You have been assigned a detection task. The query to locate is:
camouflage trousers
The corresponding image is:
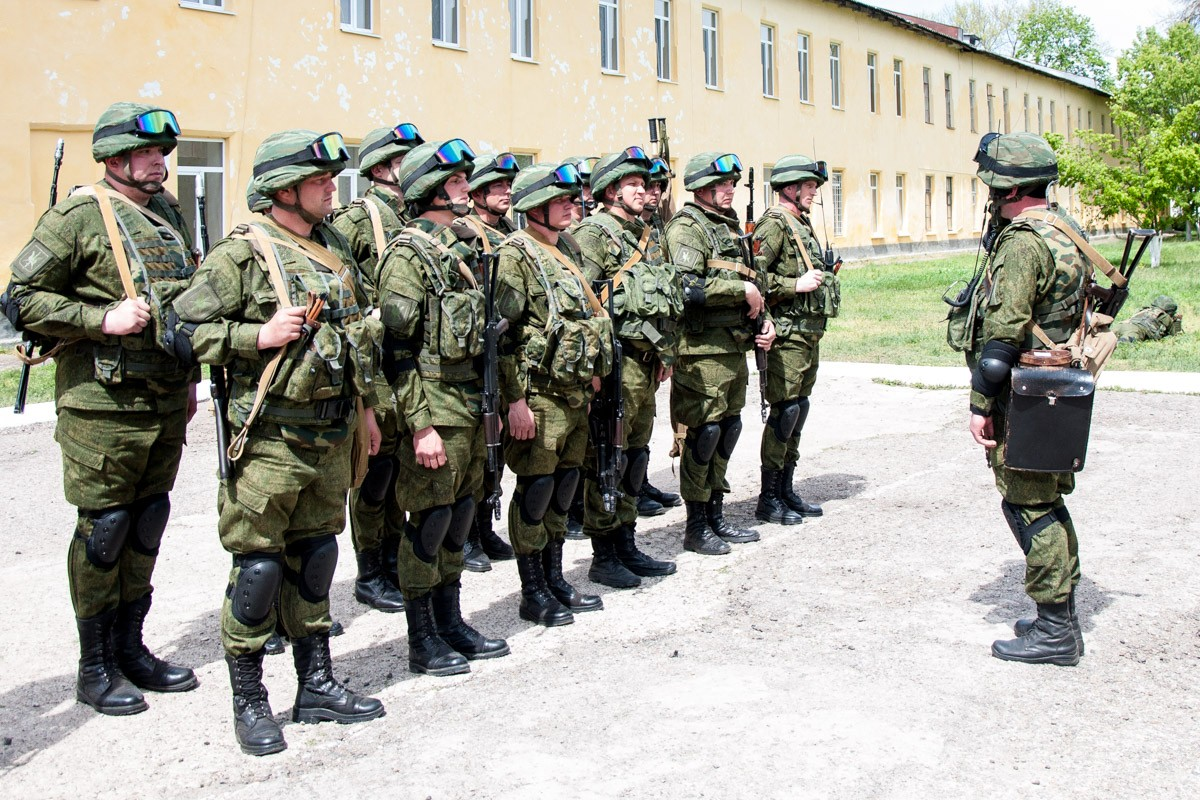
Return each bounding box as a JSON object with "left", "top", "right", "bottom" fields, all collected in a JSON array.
[
  {"left": 760, "top": 333, "right": 822, "bottom": 471},
  {"left": 989, "top": 404, "right": 1080, "bottom": 605},
  {"left": 57, "top": 406, "right": 187, "bottom": 619},
  {"left": 671, "top": 351, "right": 748, "bottom": 502},
  {"left": 218, "top": 429, "right": 351, "bottom": 657},
  {"left": 584, "top": 352, "right": 660, "bottom": 537},
  {"left": 348, "top": 403, "right": 405, "bottom": 554},
  {"left": 504, "top": 392, "right": 589, "bottom": 556},
  {"left": 393, "top": 422, "right": 485, "bottom": 599}
]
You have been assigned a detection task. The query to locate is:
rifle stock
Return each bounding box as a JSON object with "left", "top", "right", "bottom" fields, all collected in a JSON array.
[
  {"left": 195, "top": 178, "right": 233, "bottom": 480},
  {"left": 481, "top": 251, "right": 505, "bottom": 518},
  {"left": 742, "top": 167, "right": 769, "bottom": 423},
  {"left": 590, "top": 278, "right": 624, "bottom": 513}
]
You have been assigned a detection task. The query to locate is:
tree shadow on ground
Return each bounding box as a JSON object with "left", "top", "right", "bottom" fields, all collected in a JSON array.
[{"left": 968, "top": 560, "right": 1118, "bottom": 633}]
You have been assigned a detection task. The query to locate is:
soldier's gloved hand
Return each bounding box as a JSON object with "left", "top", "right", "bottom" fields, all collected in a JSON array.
[
  {"left": 186, "top": 383, "right": 198, "bottom": 424},
  {"left": 256, "top": 306, "right": 306, "bottom": 350},
  {"left": 743, "top": 282, "right": 765, "bottom": 318},
  {"left": 507, "top": 397, "right": 536, "bottom": 441},
  {"left": 970, "top": 413, "right": 997, "bottom": 450},
  {"left": 755, "top": 319, "right": 777, "bottom": 352},
  {"left": 101, "top": 297, "right": 152, "bottom": 335},
  {"left": 413, "top": 425, "right": 446, "bottom": 469},
  {"left": 365, "top": 407, "right": 381, "bottom": 456},
  {"left": 796, "top": 269, "right": 825, "bottom": 293}
]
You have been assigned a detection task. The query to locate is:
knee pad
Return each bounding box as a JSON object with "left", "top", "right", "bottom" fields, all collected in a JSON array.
[
  {"left": 717, "top": 416, "right": 743, "bottom": 459},
  {"left": 229, "top": 553, "right": 283, "bottom": 626},
  {"left": 517, "top": 475, "right": 555, "bottom": 524},
  {"left": 83, "top": 507, "right": 132, "bottom": 569},
  {"left": 359, "top": 456, "right": 396, "bottom": 506},
  {"left": 794, "top": 397, "right": 811, "bottom": 435},
  {"left": 286, "top": 534, "right": 339, "bottom": 604},
  {"left": 688, "top": 423, "right": 721, "bottom": 465},
  {"left": 770, "top": 400, "right": 802, "bottom": 444},
  {"left": 622, "top": 447, "right": 649, "bottom": 496},
  {"left": 407, "top": 505, "right": 453, "bottom": 563},
  {"left": 130, "top": 493, "right": 170, "bottom": 556},
  {"left": 445, "top": 496, "right": 477, "bottom": 551},
  {"left": 551, "top": 468, "right": 581, "bottom": 515},
  {"left": 1000, "top": 500, "right": 1059, "bottom": 556}
]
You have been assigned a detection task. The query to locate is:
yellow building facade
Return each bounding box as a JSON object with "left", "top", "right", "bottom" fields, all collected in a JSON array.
[{"left": 1, "top": 0, "right": 1112, "bottom": 283}]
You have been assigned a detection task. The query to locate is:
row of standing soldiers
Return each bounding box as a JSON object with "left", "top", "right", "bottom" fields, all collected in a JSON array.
[{"left": 1, "top": 103, "right": 840, "bottom": 757}]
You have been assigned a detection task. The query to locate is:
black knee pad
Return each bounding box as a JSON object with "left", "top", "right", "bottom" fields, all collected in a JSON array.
[
  {"left": 688, "top": 423, "right": 721, "bottom": 465},
  {"left": 770, "top": 400, "right": 802, "bottom": 444},
  {"left": 83, "top": 507, "right": 132, "bottom": 570},
  {"left": 717, "top": 416, "right": 743, "bottom": 459},
  {"left": 794, "top": 396, "right": 811, "bottom": 435},
  {"left": 445, "top": 496, "right": 477, "bottom": 552},
  {"left": 517, "top": 474, "right": 555, "bottom": 524},
  {"left": 286, "top": 534, "right": 339, "bottom": 604},
  {"left": 622, "top": 446, "right": 649, "bottom": 496},
  {"left": 552, "top": 468, "right": 581, "bottom": 514},
  {"left": 229, "top": 553, "right": 283, "bottom": 626},
  {"left": 407, "top": 505, "right": 453, "bottom": 563},
  {"left": 359, "top": 456, "right": 396, "bottom": 506},
  {"left": 1000, "top": 500, "right": 1059, "bottom": 556},
  {"left": 130, "top": 493, "right": 170, "bottom": 556}
]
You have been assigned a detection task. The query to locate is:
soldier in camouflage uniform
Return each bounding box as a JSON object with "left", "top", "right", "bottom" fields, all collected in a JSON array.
[
  {"left": 173, "top": 130, "right": 386, "bottom": 754},
  {"left": 457, "top": 152, "right": 522, "bottom": 571},
  {"left": 495, "top": 162, "right": 614, "bottom": 626},
  {"left": 664, "top": 152, "right": 776, "bottom": 555},
  {"left": 376, "top": 139, "right": 511, "bottom": 676},
  {"left": 2, "top": 103, "right": 199, "bottom": 716},
  {"left": 753, "top": 156, "right": 838, "bottom": 525},
  {"left": 574, "top": 147, "right": 682, "bottom": 588},
  {"left": 330, "top": 123, "right": 424, "bottom": 614},
  {"left": 966, "top": 132, "right": 1089, "bottom": 666},
  {"left": 1113, "top": 295, "right": 1182, "bottom": 343}
]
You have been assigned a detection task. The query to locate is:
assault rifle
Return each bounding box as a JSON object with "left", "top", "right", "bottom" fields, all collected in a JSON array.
[
  {"left": 1090, "top": 227, "right": 1156, "bottom": 319},
  {"left": 12, "top": 138, "right": 64, "bottom": 414},
  {"left": 196, "top": 179, "right": 233, "bottom": 480},
  {"left": 480, "top": 251, "right": 507, "bottom": 518},
  {"left": 740, "top": 166, "right": 770, "bottom": 423},
  {"left": 648, "top": 116, "right": 674, "bottom": 219},
  {"left": 590, "top": 278, "right": 624, "bottom": 513}
]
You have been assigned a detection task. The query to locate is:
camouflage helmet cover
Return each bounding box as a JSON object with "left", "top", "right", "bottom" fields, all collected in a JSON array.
[
  {"left": 565, "top": 156, "right": 599, "bottom": 180},
  {"left": 246, "top": 178, "right": 272, "bottom": 214},
  {"left": 684, "top": 151, "right": 742, "bottom": 191},
  {"left": 511, "top": 162, "right": 582, "bottom": 213},
  {"left": 1151, "top": 295, "right": 1178, "bottom": 315},
  {"left": 250, "top": 129, "right": 348, "bottom": 198},
  {"left": 589, "top": 147, "right": 652, "bottom": 198},
  {"left": 91, "top": 102, "right": 180, "bottom": 162},
  {"left": 358, "top": 123, "right": 423, "bottom": 176},
  {"left": 468, "top": 152, "right": 521, "bottom": 193},
  {"left": 647, "top": 157, "right": 673, "bottom": 186},
  {"left": 396, "top": 139, "right": 476, "bottom": 204},
  {"left": 769, "top": 154, "right": 827, "bottom": 188},
  {"left": 974, "top": 132, "right": 1058, "bottom": 190}
]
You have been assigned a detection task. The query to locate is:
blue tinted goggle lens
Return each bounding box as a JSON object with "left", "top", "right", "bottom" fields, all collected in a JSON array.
[
  {"left": 311, "top": 132, "right": 348, "bottom": 162},
  {"left": 435, "top": 138, "right": 476, "bottom": 165},
  {"left": 622, "top": 146, "right": 648, "bottom": 161},
  {"left": 553, "top": 164, "right": 581, "bottom": 185},
  {"left": 394, "top": 123, "right": 422, "bottom": 143},
  {"left": 135, "top": 110, "right": 181, "bottom": 136},
  {"left": 576, "top": 157, "right": 598, "bottom": 176},
  {"left": 494, "top": 152, "right": 520, "bottom": 171},
  {"left": 711, "top": 154, "right": 742, "bottom": 174},
  {"left": 649, "top": 158, "right": 669, "bottom": 175}
]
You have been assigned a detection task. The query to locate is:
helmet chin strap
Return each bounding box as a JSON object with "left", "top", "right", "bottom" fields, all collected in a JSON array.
[
  {"left": 271, "top": 190, "right": 325, "bottom": 226},
  {"left": 527, "top": 205, "right": 570, "bottom": 232},
  {"left": 105, "top": 156, "right": 167, "bottom": 195},
  {"left": 431, "top": 186, "right": 471, "bottom": 217}
]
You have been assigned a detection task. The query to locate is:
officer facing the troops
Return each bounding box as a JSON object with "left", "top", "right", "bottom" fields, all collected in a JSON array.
[
  {"left": 330, "top": 122, "right": 425, "bottom": 614},
  {"left": 753, "top": 156, "right": 837, "bottom": 525},
  {"left": 966, "top": 132, "right": 1088, "bottom": 666},
  {"left": 2, "top": 102, "right": 199, "bottom": 716},
  {"left": 574, "top": 147, "right": 681, "bottom": 589},
  {"left": 172, "top": 130, "right": 386, "bottom": 755},
  {"left": 664, "top": 152, "right": 776, "bottom": 555},
  {"left": 375, "top": 139, "right": 511, "bottom": 677},
  {"left": 495, "top": 162, "right": 614, "bottom": 625}
]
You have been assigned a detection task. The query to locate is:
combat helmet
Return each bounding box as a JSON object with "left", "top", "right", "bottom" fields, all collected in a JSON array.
[
  {"left": 769, "top": 154, "right": 828, "bottom": 189},
  {"left": 396, "top": 139, "right": 476, "bottom": 205},
  {"left": 92, "top": 102, "right": 181, "bottom": 162},
  {"left": 589, "top": 146, "right": 652, "bottom": 199},
  {"left": 974, "top": 132, "right": 1058, "bottom": 190},
  {"left": 468, "top": 152, "right": 521, "bottom": 193},
  {"left": 249, "top": 129, "right": 349, "bottom": 199},
  {"left": 358, "top": 123, "right": 424, "bottom": 177},
  {"left": 684, "top": 151, "right": 742, "bottom": 191},
  {"left": 1152, "top": 295, "right": 1178, "bottom": 315},
  {"left": 565, "top": 156, "right": 600, "bottom": 184},
  {"left": 647, "top": 157, "right": 673, "bottom": 187},
  {"left": 511, "top": 162, "right": 582, "bottom": 213},
  {"left": 246, "top": 178, "right": 272, "bottom": 214}
]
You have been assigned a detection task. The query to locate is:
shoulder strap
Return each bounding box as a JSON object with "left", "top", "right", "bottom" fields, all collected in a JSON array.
[
  {"left": 512, "top": 230, "right": 606, "bottom": 317},
  {"left": 458, "top": 215, "right": 501, "bottom": 255},
  {"left": 773, "top": 207, "right": 818, "bottom": 273},
  {"left": 1018, "top": 208, "right": 1125, "bottom": 288},
  {"left": 353, "top": 196, "right": 389, "bottom": 260},
  {"left": 581, "top": 218, "right": 652, "bottom": 303}
]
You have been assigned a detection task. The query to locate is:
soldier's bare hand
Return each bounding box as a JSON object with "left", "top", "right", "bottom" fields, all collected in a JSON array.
[
  {"left": 101, "top": 297, "right": 151, "bottom": 335},
  {"left": 755, "top": 319, "right": 777, "bottom": 351},
  {"left": 413, "top": 425, "right": 446, "bottom": 469},
  {"left": 257, "top": 306, "right": 306, "bottom": 350},
  {"left": 365, "top": 407, "right": 381, "bottom": 456},
  {"left": 186, "top": 383, "right": 198, "bottom": 423},
  {"left": 743, "top": 282, "right": 765, "bottom": 319},
  {"left": 657, "top": 363, "right": 673, "bottom": 382},
  {"left": 796, "top": 269, "right": 825, "bottom": 293},
  {"left": 507, "top": 397, "right": 536, "bottom": 440},
  {"left": 970, "top": 413, "right": 997, "bottom": 449}
]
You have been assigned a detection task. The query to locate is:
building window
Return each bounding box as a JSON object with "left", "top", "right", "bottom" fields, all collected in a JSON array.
[
  {"left": 924, "top": 175, "right": 933, "bottom": 231},
  {"left": 702, "top": 8, "right": 719, "bottom": 89},
  {"left": 1037, "top": 97, "right": 1044, "bottom": 134},
  {"left": 340, "top": 0, "right": 373, "bottom": 33},
  {"left": 869, "top": 172, "right": 880, "bottom": 233},
  {"left": 944, "top": 73, "right": 953, "bottom": 128},
  {"left": 830, "top": 43, "right": 842, "bottom": 109},
  {"left": 1077, "top": 107, "right": 1082, "bottom": 131},
  {"left": 970, "top": 177, "right": 979, "bottom": 229},
  {"left": 922, "top": 67, "right": 931, "bottom": 124},
  {"left": 896, "top": 174, "right": 906, "bottom": 231},
  {"left": 945, "top": 176, "right": 954, "bottom": 231},
  {"left": 969, "top": 79, "right": 977, "bottom": 133},
  {"left": 654, "top": 0, "right": 672, "bottom": 80},
  {"left": 1023, "top": 93, "right": 1030, "bottom": 131},
  {"left": 1003, "top": 88, "right": 1011, "bottom": 133},
  {"left": 760, "top": 24, "right": 776, "bottom": 97},
  {"left": 433, "top": 0, "right": 458, "bottom": 45},
  {"left": 797, "top": 33, "right": 811, "bottom": 103},
  {"left": 599, "top": 0, "right": 619, "bottom": 72},
  {"left": 335, "top": 145, "right": 368, "bottom": 207},
  {"left": 831, "top": 171, "right": 844, "bottom": 237},
  {"left": 986, "top": 84, "right": 994, "bottom": 131},
  {"left": 510, "top": 0, "right": 533, "bottom": 59},
  {"left": 181, "top": 0, "right": 225, "bottom": 9},
  {"left": 175, "top": 139, "right": 225, "bottom": 255},
  {"left": 893, "top": 59, "right": 904, "bottom": 116},
  {"left": 867, "top": 53, "right": 878, "bottom": 113},
  {"left": 1050, "top": 100, "right": 1056, "bottom": 134},
  {"left": 1087, "top": 109, "right": 1092, "bottom": 130}
]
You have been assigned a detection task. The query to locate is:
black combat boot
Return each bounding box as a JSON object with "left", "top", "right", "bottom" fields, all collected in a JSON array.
[
  {"left": 517, "top": 552, "right": 574, "bottom": 627},
  {"left": 477, "top": 511, "right": 515, "bottom": 560},
  {"left": 991, "top": 601, "right": 1080, "bottom": 666},
  {"left": 588, "top": 535, "right": 642, "bottom": 589},
  {"left": 636, "top": 492, "right": 666, "bottom": 517},
  {"left": 404, "top": 594, "right": 470, "bottom": 676},
  {"left": 614, "top": 525, "right": 677, "bottom": 577},
  {"left": 781, "top": 463, "right": 823, "bottom": 517},
  {"left": 543, "top": 539, "right": 603, "bottom": 612},
  {"left": 1014, "top": 589, "right": 1084, "bottom": 656},
  {"left": 566, "top": 496, "right": 586, "bottom": 540},
  {"left": 431, "top": 581, "right": 510, "bottom": 660},
  {"left": 291, "top": 633, "right": 387, "bottom": 723},
  {"left": 706, "top": 492, "right": 760, "bottom": 543},
  {"left": 353, "top": 547, "right": 406, "bottom": 612},
  {"left": 226, "top": 651, "right": 286, "bottom": 756},
  {"left": 76, "top": 609, "right": 148, "bottom": 716},
  {"left": 112, "top": 593, "right": 198, "bottom": 692},
  {"left": 643, "top": 480, "right": 682, "bottom": 508},
  {"left": 264, "top": 622, "right": 286, "bottom": 656},
  {"left": 463, "top": 529, "right": 493, "bottom": 573},
  {"left": 683, "top": 500, "right": 730, "bottom": 555},
  {"left": 381, "top": 534, "right": 401, "bottom": 590},
  {"left": 755, "top": 468, "right": 804, "bottom": 525}
]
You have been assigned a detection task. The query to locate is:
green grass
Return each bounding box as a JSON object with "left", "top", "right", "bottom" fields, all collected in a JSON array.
[
  {"left": 826, "top": 237, "right": 1200, "bottom": 372},
  {"left": 0, "top": 360, "right": 56, "bottom": 407}
]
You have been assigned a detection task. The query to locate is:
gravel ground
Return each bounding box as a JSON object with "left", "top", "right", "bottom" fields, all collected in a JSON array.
[{"left": 0, "top": 368, "right": 1197, "bottom": 799}]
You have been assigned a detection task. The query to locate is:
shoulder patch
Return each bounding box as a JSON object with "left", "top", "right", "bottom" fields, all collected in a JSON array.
[
  {"left": 674, "top": 244, "right": 703, "bottom": 270},
  {"left": 11, "top": 239, "right": 56, "bottom": 281}
]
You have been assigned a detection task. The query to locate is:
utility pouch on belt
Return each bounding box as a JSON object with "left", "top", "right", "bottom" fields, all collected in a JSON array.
[{"left": 1004, "top": 349, "right": 1094, "bottom": 473}]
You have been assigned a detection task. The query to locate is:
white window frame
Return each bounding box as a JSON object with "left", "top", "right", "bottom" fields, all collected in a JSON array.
[
  {"left": 829, "top": 42, "right": 842, "bottom": 110},
  {"left": 831, "top": 170, "right": 844, "bottom": 236},
  {"left": 760, "top": 24, "right": 776, "bottom": 98},
  {"left": 1050, "top": 101, "right": 1057, "bottom": 134},
  {"left": 180, "top": 0, "right": 227, "bottom": 11},
  {"left": 173, "top": 138, "right": 225, "bottom": 256},
  {"left": 336, "top": 145, "right": 368, "bottom": 208},
  {"left": 896, "top": 174, "right": 907, "bottom": 234},
  {"left": 869, "top": 172, "right": 880, "bottom": 234},
  {"left": 944, "top": 72, "right": 954, "bottom": 129},
  {"left": 970, "top": 177, "right": 980, "bottom": 231},
  {"left": 599, "top": 0, "right": 620, "bottom": 73},
  {"left": 987, "top": 84, "right": 995, "bottom": 131},
  {"left": 433, "top": 0, "right": 460, "bottom": 47},
  {"left": 510, "top": 0, "right": 533, "bottom": 60},
  {"left": 797, "top": 33, "right": 811, "bottom": 104},
  {"left": 340, "top": 0, "right": 374, "bottom": 34},
  {"left": 924, "top": 175, "right": 934, "bottom": 231},
  {"left": 969, "top": 79, "right": 977, "bottom": 133},
  {"left": 893, "top": 59, "right": 904, "bottom": 116},
  {"left": 922, "top": 67, "right": 932, "bottom": 124},
  {"left": 655, "top": 0, "right": 672, "bottom": 81},
  {"left": 867, "top": 53, "right": 878, "bottom": 114},
  {"left": 945, "top": 176, "right": 955, "bottom": 232},
  {"left": 702, "top": 8, "right": 720, "bottom": 89}
]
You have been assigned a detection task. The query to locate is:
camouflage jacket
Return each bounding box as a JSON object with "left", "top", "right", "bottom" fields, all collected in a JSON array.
[
  {"left": 329, "top": 186, "right": 408, "bottom": 301},
  {"left": 753, "top": 205, "right": 840, "bottom": 337},
  {"left": 1114, "top": 305, "right": 1178, "bottom": 342}
]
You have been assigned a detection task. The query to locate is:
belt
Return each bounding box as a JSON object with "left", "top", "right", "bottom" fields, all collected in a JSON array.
[{"left": 262, "top": 396, "right": 353, "bottom": 423}]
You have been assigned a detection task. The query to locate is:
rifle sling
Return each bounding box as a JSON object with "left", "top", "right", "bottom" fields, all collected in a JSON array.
[{"left": 512, "top": 229, "right": 606, "bottom": 317}]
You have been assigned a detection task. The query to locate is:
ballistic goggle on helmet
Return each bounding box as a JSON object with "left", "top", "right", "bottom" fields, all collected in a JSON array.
[
  {"left": 589, "top": 146, "right": 652, "bottom": 197},
  {"left": 684, "top": 152, "right": 742, "bottom": 191},
  {"left": 511, "top": 162, "right": 583, "bottom": 213},
  {"left": 647, "top": 157, "right": 673, "bottom": 186},
  {"left": 769, "top": 154, "right": 828, "bottom": 189},
  {"left": 397, "top": 138, "right": 476, "bottom": 203},
  {"left": 92, "top": 103, "right": 181, "bottom": 162},
  {"left": 468, "top": 152, "right": 521, "bottom": 193},
  {"left": 358, "top": 122, "right": 424, "bottom": 176},
  {"left": 250, "top": 130, "right": 349, "bottom": 197},
  {"left": 974, "top": 131, "right": 1058, "bottom": 191}
]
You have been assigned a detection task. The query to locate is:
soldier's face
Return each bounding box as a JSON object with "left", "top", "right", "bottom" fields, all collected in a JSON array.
[
  {"left": 797, "top": 180, "right": 819, "bottom": 211},
  {"left": 296, "top": 172, "right": 337, "bottom": 218},
  {"left": 644, "top": 183, "right": 663, "bottom": 210},
  {"left": 546, "top": 194, "right": 577, "bottom": 229},
  {"left": 483, "top": 179, "right": 512, "bottom": 213},
  {"left": 116, "top": 146, "right": 167, "bottom": 191},
  {"left": 442, "top": 172, "right": 470, "bottom": 206},
  {"left": 710, "top": 178, "right": 736, "bottom": 210},
  {"left": 613, "top": 175, "right": 646, "bottom": 213}
]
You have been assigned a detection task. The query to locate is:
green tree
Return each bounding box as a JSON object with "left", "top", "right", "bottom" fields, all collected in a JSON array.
[
  {"left": 934, "top": 1, "right": 1024, "bottom": 56},
  {"left": 1013, "top": 1, "right": 1112, "bottom": 89}
]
